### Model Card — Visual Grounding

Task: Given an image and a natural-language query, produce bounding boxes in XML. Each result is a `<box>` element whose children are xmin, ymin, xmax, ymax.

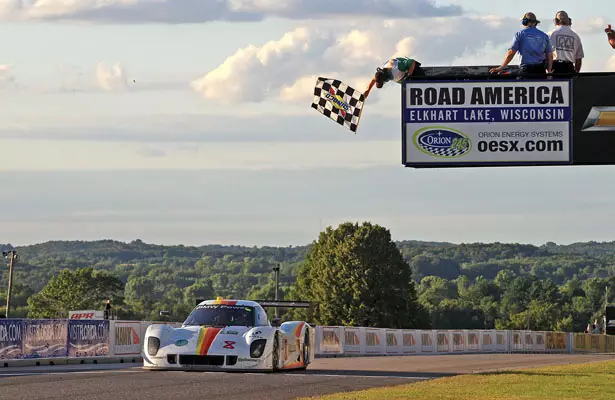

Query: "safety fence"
<box><xmin>314</xmin><ymin>326</ymin><xmax>615</xmax><ymax>356</ymax></box>
<box><xmin>2</xmin><ymin>319</ymin><xmax>614</xmax><ymax>363</ymax></box>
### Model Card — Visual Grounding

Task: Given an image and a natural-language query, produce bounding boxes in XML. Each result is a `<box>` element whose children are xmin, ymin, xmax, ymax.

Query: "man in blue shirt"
<box><xmin>490</xmin><ymin>12</ymin><xmax>553</xmax><ymax>78</ymax></box>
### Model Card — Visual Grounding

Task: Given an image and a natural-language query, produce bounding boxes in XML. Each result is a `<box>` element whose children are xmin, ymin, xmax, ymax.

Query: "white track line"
<box><xmin>1</xmin><ymin>369</ymin><xmax>432</xmax><ymax>380</ymax></box>
<box><xmin>0</xmin><ymin>369</ymin><xmax>144</xmax><ymax>377</ymax></box>
<box><xmin>250</xmin><ymin>372</ymin><xmax>431</xmax><ymax>379</ymax></box>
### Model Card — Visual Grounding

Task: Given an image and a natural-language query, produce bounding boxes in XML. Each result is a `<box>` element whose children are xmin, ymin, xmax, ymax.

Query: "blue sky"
<box><xmin>1</xmin><ymin>0</ymin><xmax>615</xmax><ymax>247</ymax></box>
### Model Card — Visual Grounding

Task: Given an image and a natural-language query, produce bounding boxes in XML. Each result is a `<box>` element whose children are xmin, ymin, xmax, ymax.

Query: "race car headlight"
<box><xmin>250</xmin><ymin>339</ymin><xmax>267</xmax><ymax>358</ymax></box>
<box><xmin>147</xmin><ymin>337</ymin><xmax>160</xmax><ymax>356</ymax></box>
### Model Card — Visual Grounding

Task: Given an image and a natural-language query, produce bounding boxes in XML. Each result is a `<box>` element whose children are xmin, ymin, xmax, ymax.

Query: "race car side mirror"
<box><xmin>271</xmin><ymin>318</ymin><xmax>281</xmax><ymax>327</ymax></box>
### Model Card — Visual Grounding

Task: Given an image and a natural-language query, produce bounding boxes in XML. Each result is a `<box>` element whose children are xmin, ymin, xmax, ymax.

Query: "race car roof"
<box><xmin>196</xmin><ymin>298</ymin><xmax>260</xmax><ymax>307</ymax></box>
<box><xmin>195</xmin><ymin>297</ymin><xmax>312</xmax><ymax>308</ymax></box>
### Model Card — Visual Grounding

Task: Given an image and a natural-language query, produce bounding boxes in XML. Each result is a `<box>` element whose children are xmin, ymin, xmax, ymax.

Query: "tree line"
<box><xmin>1</xmin><ymin>223</ymin><xmax>614</xmax><ymax>333</ymax></box>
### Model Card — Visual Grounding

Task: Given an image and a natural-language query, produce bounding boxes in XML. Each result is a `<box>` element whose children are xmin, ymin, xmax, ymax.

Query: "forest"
<box><xmin>1</xmin><ymin>232</ymin><xmax>614</xmax><ymax>333</ymax></box>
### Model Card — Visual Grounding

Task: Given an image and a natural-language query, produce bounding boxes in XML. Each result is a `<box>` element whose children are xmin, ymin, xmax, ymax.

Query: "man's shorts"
<box><xmin>519</xmin><ymin>62</ymin><xmax>547</xmax><ymax>78</ymax></box>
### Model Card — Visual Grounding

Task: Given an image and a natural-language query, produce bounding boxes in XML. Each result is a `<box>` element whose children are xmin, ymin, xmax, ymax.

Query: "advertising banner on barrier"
<box><xmin>343</xmin><ymin>327</ymin><xmax>362</xmax><ymax>354</ymax></box>
<box><xmin>495</xmin><ymin>331</ymin><xmax>508</xmax><ymax>352</ymax></box>
<box><xmin>512</xmin><ymin>331</ymin><xmax>523</xmax><ymax>351</ymax></box>
<box><xmin>533</xmin><ymin>332</ymin><xmax>546</xmax><ymax>352</ymax></box>
<box><xmin>112</xmin><ymin>321</ymin><xmax>142</xmax><ymax>356</ymax></box>
<box><xmin>316</xmin><ymin>326</ymin><xmax>343</xmax><ymax>354</ymax></box>
<box><xmin>0</xmin><ymin>319</ymin><xmax>24</xmax><ymax>360</ymax></box>
<box><xmin>546</xmin><ymin>332</ymin><xmax>567</xmax><ymax>351</ymax></box>
<box><xmin>68</xmin><ymin>320</ymin><xmax>110</xmax><ymax>357</ymax></box>
<box><xmin>467</xmin><ymin>331</ymin><xmax>479</xmax><ymax>352</ymax></box>
<box><xmin>385</xmin><ymin>330</ymin><xmax>402</xmax><ymax>354</ymax></box>
<box><xmin>451</xmin><ymin>331</ymin><xmax>465</xmax><ymax>352</ymax></box>
<box><xmin>402</xmin><ymin>330</ymin><xmax>420</xmax><ymax>354</ymax></box>
<box><xmin>23</xmin><ymin>320</ymin><xmax>68</xmax><ymax>358</ymax></box>
<box><xmin>420</xmin><ymin>331</ymin><xmax>434</xmax><ymax>352</ymax></box>
<box><xmin>436</xmin><ymin>331</ymin><xmax>450</xmax><ymax>352</ymax></box>
<box><xmin>402</xmin><ymin>80</ymin><xmax>572</xmax><ymax>167</ymax></box>
<box><xmin>364</xmin><ymin>328</ymin><xmax>384</xmax><ymax>354</ymax></box>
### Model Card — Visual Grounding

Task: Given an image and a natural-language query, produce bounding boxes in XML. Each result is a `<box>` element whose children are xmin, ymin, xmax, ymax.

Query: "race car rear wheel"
<box><xmin>303</xmin><ymin>331</ymin><xmax>310</xmax><ymax>367</ymax></box>
<box><xmin>272</xmin><ymin>332</ymin><xmax>280</xmax><ymax>371</ymax></box>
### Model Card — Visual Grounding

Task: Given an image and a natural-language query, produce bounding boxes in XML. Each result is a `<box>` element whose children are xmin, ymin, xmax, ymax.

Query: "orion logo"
<box><xmin>223</xmin><ymin>341</ymin><xmax>236</xmax><ymax>349</ymax></box>
<box><xmin>413</xmin><ymin>127</ymin><xmax>471</xmax><ymax>158</ymax></box>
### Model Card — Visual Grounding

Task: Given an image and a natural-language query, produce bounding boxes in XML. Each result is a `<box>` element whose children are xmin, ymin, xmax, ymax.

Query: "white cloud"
<box><xmin>566</xmin><ymin>17</ymin><xmax>609</xmax><ymax>35</ymax></box>
<box><xmin>190</xmin><ymin>16</ymin><xmax>521</xmax><ymax>104</ymax></box>
<box><xmin>0</xmin><ymin>62</ymin><xmax>188</xmax><ymax>93</ymax></box>
<box><xmin>0</xmin><ymin>0</ymin><xmax>463</xmax><ymax>23</ymax></box>
<box><xmin>0</xmin><ymin>64</ymin><xmax>17</xmax><ymax>89</ymax></box>
<box><xmin>190</xmin><ymin>15</ymin><xmax>615</xmax><ymax>105</ymax></box>
<box><xmin>96</xmin><ymin>62</ymin><xmax>129</xmax><ymax>92</ymax></box>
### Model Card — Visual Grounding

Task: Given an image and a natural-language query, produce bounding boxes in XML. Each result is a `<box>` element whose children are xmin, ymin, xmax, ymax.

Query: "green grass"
<box><xmin>300</xmin><ymin>360</ymin><xmax>615</xmax><ymax>400</ymax></box>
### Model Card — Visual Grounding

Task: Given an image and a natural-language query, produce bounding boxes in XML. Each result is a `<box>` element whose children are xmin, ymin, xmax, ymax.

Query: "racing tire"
<box><xmin>298</xmin><ymin>331</ymin><xmax>310</xmax><ymax>370</ymax></box>
<box><xmin>272</xmin><ymin>331</ymin><xmax>280</xmax><ymax>372</ymax></box>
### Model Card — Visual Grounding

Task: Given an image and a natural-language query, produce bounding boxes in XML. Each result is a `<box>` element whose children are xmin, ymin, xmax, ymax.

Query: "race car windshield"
<box><xmin>183</xmin><ymin>304</ymin><xmax>255</xmax><ymax>327</ymax></box>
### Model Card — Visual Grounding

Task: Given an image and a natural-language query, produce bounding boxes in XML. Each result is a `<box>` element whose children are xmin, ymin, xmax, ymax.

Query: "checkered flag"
<box><xmin>311</xmin><ymin>77</ymin><xmax>365</xmax><ymax>133</ymax></box>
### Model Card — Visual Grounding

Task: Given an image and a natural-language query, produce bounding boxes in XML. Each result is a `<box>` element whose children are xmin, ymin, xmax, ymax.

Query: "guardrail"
<box><xmin>314</xmin><ymin>326</ymin><xmax>615</xmax><ymax>356</ymax></box>
<box><xmin>1</xmin><ymin>319</ymin><xmax>614</xmax><ymax>367</ymax></box>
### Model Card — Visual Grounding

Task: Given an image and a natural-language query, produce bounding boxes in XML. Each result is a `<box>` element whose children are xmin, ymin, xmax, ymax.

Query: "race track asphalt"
<box><xmin>1</xmin><ymin>353</ymin><xmax>614</xmax><ymax>400</ymax></box>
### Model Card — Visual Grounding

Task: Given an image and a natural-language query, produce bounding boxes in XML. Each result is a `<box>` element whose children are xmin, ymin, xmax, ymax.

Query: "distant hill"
<box><xmin>1</xmin><ymin>238</ymin><xmax>614</xmax><ymax>330</ymax></box>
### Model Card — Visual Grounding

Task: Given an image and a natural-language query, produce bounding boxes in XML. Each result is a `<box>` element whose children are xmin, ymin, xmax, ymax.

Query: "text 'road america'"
<box><xmin>408</xmin><ymin>86</ymin><xmax>565</xmax><ymax>106</ymax></box>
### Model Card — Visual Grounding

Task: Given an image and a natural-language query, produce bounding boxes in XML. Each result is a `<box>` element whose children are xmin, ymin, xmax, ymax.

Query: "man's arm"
<box><xmin>489</xmin><ymin>49</ymin><xmax>517</xmax><ymax>73</ymax></box>
<box><xmin>364</xmin><ymin>77</ymin><xmax>376</xmax><ymax>99</ymax></box>
<box><xmin>490</xmin><ymin>33</ymin><xmax>520</xmax><ymax>73</ymax></box>
<box><xmin>575</xmin><ymin>39</ymin><xmax>584</xmax><ymax>73</ymax></box>
<box><xmin>406</xmin><ymin>60</ymin><xmax>417</xmax><ymax>77</ymax></box>
<box><xmin>545</xmin><ymin>35</ymin><xmax>554</xmax><ymax>73</ymax></box>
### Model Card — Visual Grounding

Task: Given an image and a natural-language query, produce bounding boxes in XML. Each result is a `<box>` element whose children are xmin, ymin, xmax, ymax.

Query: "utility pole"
<box><xmin>3</xmin><ymin>250</ymin><xmax>18</xmax><ymax>318</ymax></box>
<box><xmin>273</xmin><ymin>264</ymin><xmax>280</xmax><ymax>318</ymax></box>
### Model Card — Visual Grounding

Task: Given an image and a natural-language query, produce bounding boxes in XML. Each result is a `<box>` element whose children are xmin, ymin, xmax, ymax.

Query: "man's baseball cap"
<box><xmin>522</xmin><ymin>12</ymin><xmax>540</xmax><ymax>24</ymax></box>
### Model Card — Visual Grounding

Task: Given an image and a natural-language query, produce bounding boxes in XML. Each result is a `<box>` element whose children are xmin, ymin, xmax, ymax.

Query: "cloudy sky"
<box><xmin>1</xmin><ymin>0</ymin><xmax>615</xmax><ymax>247</ymax></box>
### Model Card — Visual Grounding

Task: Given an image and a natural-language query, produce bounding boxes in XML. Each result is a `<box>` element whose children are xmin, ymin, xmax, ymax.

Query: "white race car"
<box><xmin>142</xmin><ymin>297</ymin><xmax>315</xmax><ymax>371</ymax></box>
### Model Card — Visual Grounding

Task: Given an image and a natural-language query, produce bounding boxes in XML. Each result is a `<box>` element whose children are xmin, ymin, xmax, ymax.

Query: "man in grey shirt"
<box><xmin>548</xmin><ymin>11</ymin><xmax>584</xmax><ymax>74</ymax></box>
<box><xmin>606</xmin><ymin>24</ymin><xmax>615</xmax><ymax>49</ymax></box>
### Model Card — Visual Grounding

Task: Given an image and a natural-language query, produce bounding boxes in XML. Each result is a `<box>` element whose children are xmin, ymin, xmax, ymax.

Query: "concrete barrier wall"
<box><xmin>314</xmin><ymin>326</ymin><xmax>610</xmax><ymax>356</ymax></box>
<box><xmin>2</xmin><ymin>318</ymin><xmax>614</xmax><ymax>367</ymax></box>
